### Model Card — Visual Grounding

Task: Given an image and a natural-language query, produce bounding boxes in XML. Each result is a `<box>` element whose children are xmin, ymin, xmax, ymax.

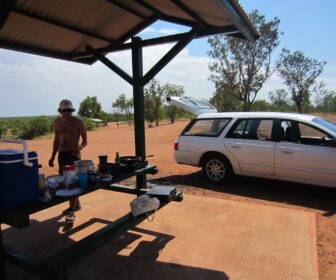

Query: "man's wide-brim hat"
<box><xmin>59</xmin><ymin>99</ymin><xmax>75</xmax><ymax>111</ymax></box>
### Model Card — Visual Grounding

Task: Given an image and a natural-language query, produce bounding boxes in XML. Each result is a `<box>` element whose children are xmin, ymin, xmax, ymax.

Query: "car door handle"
<box><xmin>231</xmin><ymin>144</ymin><xmax>240</xmax><ymax>148</ymax></box>
<box><xmin>279</xmin><ymin>148</ymin><xmax>294</xmax><ymax>154</ymax></box>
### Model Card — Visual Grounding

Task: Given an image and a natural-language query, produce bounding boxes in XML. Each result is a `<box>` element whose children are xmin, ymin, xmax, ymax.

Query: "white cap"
<box><xmin>59</xmin><ymin>99</ymin><xmax>75</xmax><ymax>111</ymax></box>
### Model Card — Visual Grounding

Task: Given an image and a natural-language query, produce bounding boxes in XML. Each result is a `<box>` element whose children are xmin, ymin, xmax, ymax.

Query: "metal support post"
<box><xmin>131</xmin><ymin>37</ymin><xmax>146</xmax><ymax>192</ymax></box>
<box><xmin>0</xmin><ymin>224</ymin><xmax>7</xmax><ymax>280</ymax></box>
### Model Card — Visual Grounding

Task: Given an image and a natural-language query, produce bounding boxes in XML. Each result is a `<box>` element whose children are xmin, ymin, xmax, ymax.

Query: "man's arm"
<box><xmin>49</xmin><ymin>121</ymin><xmax>60</xmax><ymax>167</ymax></box>
<box><xmin>79</xmin><ymin>120</ymin><xmax>88</xmax><ymax>150</ymax></box>
<box><xmin>72</xmin><ymin>120</ymin><xmax>88</xmax><ymax>157</ymax></box>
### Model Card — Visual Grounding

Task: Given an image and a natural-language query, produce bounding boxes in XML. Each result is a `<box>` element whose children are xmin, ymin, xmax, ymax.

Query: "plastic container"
<box><xmin>63</xmin><ymin>165</ymin><xmax>77</xmax><ymax>189</ymax></box>
<box><xmin>74</xmin><ymin>160</ymin><xmax>94</xmax><ymax>174</ymax></box>
<box><xmin>0</xmin><ymin>139</ymin><xmax>39</xmax><ymax>208</ymax></box>
<box><xmin>78</xmin><ymin>173</ymin><xmax>88</xmax><ymax>190</ymax></box>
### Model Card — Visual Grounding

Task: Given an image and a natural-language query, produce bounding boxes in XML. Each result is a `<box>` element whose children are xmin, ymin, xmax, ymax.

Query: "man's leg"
<box><xmin>69</xmin><ymin>197</ymin><xmax>80</xmax><ymax>210</ymax></box>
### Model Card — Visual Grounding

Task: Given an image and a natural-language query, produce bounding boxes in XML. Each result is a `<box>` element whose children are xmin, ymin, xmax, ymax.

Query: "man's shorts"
<box><xmin>58</xmin><ymin>151</ymin><xmax>80</xmax><ymax>175</ymax></box>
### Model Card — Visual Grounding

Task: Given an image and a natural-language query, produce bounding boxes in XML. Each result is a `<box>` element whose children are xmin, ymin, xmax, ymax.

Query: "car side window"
<box><xmin>183</xmin><ymin>118</ymin><xmax>231</xmax><ymax>137</ymax></box>
<box><xmin>297</xmin><ymin>122</ymin><xmax>329</xmax><ymax>146</ymax></box>
<box><xmin>227</xmin><ymin>119</ymin><xmax>274</xmax><ymax>141</ymax></box>
<box><xmin>279</xmin><ymin>120</ymin><xmax>297</xmax><ymax>142</ymax></box>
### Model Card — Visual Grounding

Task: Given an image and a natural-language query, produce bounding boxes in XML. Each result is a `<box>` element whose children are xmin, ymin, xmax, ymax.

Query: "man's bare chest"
<box><xmin>57</xmin><ymin>120</ymin><xmax>79</xmax><ymax>135</ymax></box>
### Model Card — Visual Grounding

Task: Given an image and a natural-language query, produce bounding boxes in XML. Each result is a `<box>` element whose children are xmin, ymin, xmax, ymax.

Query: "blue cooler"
<box><xmin>0</xmin><ymin>139</ymin><xmax>39</xmax><ymax>208</ymax></box>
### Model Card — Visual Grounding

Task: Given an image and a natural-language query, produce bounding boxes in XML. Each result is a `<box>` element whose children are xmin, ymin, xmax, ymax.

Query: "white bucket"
<box><xmin>74</xmin><ymin>160</ymin><xmax>94</xmax><ymax>173</ymax></box>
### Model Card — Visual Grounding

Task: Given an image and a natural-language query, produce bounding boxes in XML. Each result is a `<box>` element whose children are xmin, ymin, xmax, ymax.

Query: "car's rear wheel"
<box><xmin>202</xmin><ymin>154</ymin><xmax>232</xmax><ymax>184</ymax></box>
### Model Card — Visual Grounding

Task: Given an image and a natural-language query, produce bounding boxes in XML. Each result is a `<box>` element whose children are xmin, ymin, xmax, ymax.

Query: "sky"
<box><xmin>0</xmin><ymin>0</ymin><xmax>335</xmax><ymax>117</ymax></box>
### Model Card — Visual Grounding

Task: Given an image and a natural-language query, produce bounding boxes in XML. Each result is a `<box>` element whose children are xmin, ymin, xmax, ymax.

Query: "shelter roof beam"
<box><xmin>106</xmin><ymin>0</ymin><xmax>148</xmax><ymax>20</ymax></box>
<box><xmin>0</xmin><ymin>0</ymin><xmax>15</xmax><ymax>31</ymax></box>
<box><xmin>12</xmin><ymin>7</ymin><xmax>116</xmax><ymax>43</ymax></box>
<box><xmin>0</xmin><ymin>38</ymin><xmax>77</xmax><ymax>62</ymax></box>
<box><xmin>71</xmin><ymin>15</ymin><xmax>157</xmax><ymax>59</ymax></box>
<box><xmin>86</xmin><ymin>45</ymin><xmax>133</xmax><ymax>86</ymax></box>
<box><xmin>72</xmin><ymin>24</ymin><xmax>238</xmax><ymax>60</ymax></box>
<box><xmin>169</xmin><ymin>0</ymin><xmax>207</xmax><ymax>28</ymax></box>
<box><xmin>141</xmin><ymin>25</ymin><xmax>202</xmax><ymax>86</ymax></box>
<box><xmin>113</xmin><ymin>15</ymin><xmax>157</xmax><ymax>45</ymax></box>
<box><xmin>217</xmin><ymin>0</ymin><xmax>259</xmax><ymax>41</ymax></box>
<box><xmin>134</xmin><ymin>0</ymin><xmax>196</xmax><ymax>27</ymax></box>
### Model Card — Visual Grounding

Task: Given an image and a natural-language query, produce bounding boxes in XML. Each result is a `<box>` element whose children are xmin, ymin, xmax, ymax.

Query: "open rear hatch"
<box><xmin>166</xmin><ymin>96</ymin><xmax>217</xmax><ymax>116</ymax></box>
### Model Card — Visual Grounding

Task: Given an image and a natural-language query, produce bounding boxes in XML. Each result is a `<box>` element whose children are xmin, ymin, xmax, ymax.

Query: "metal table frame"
<box><xmin>0</xmin><ymin>165</ymin><xmax>183</xmax><ymax>280</ymax></box>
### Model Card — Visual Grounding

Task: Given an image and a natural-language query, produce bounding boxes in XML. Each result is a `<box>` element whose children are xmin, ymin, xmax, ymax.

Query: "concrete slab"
<box><xmin>4</xmin><ymin>190</ymin><xmax>318</xmax><ymax>280</ymax></box>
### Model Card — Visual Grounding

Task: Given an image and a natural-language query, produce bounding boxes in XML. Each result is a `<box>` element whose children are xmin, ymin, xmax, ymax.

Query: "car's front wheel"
<box><xmin>202</xmin><ymin>155</ymin><xmax>232</xmax><ymax>184</ymax></box>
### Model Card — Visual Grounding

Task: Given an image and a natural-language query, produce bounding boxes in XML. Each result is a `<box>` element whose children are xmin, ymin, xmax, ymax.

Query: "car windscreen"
<box><xmin>312</xmin><ymin>117</ymin><xmax>336</xmax><ymax>134</ymax></box>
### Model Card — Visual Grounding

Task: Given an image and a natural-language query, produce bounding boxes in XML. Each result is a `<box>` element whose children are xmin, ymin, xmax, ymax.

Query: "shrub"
<box><xmin>19</xmin><ymin>116</ymin><xmax>53</xmax><ymax>139</ymax></box>
<box><xmin>0</xmin><ymin>121</ymin><xmax>9</xmax><ymax>138</ymax></box>
<box><xmin>80</xmin><ymin>117</ymin><xmax>96</xmax><ymax>131</ymax></box>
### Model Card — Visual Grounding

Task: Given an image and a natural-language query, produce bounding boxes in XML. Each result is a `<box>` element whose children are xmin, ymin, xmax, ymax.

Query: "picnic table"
<box><xmin>0</xmin><ymin>165</ymin><xmax>183</xmax><ymax>280</ymax></box>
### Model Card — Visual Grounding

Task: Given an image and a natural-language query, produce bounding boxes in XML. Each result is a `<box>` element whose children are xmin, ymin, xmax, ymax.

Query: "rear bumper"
<box><xmin>173</xmin><ymin>150</ymin><xmax>200</xmax><ymax>166</ymax></box>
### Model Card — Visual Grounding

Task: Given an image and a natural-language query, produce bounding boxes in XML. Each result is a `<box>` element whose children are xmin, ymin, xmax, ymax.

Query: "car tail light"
<box><xmin>174</xmin><ymin>141</ymin><xmax>179</xmax><ymax>151</ymax></box>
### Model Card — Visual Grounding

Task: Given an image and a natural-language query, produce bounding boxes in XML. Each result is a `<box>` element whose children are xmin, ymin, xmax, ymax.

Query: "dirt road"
<box><xmin>2</xmin><ymin>120</ymin><xmax>335</xmax><ymax>279</ymax></box>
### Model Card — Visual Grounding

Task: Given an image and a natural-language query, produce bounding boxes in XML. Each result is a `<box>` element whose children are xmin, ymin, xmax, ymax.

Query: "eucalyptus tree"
<box><xmin>208</xmin><ymin>10</ymin><xmax>281</xmax><ymax>111</ymax></box>
<box><xmin>164</xmin><ymin>83</ymin><xmax>184</xmax><ymax>123</ymax></box>
<box><xmin>144</xmin><ymin>79</ymin><xmax>165</xmax><ymax>126</ymax></box>
<box><xmin>112</xmin><ymin>93</ymin><xmax>133</xmax><ymax>125</ymax></box>
<box><xmin>278</xmin><ymin>49</ymin><xmax>326</xmax><ymax>113</ymax></box>
<box><xmin>269</xmin><ymin>89</ymin><xmax>293</xmax><ymax>112</ymax></box>
<box><xmin>78</xmin><ymin>96</ymin><xmax>102</xmax><ymax>118</ymax></box>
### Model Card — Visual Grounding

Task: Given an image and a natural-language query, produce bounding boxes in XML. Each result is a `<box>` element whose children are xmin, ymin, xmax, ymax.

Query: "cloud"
<box><xmin>1</xmin><ymin>45</ymin><xmax>334</xmax><ymax>117</ymax></box>
<box><xmin>139</xmin><ymin>27</ymin><xmax>181</xmax><ymax>36</ymax></box>
<box><xmin>0</xmin><ymin>45</ymin><xmax>214</xmax><ymax>116</ymax></box>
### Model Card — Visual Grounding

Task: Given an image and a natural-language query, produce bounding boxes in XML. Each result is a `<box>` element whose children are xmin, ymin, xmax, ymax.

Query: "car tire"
<box><xmin>202</xmin><ymin>154</ymin><xmax>232</xmax><ymax>184</ymax></box>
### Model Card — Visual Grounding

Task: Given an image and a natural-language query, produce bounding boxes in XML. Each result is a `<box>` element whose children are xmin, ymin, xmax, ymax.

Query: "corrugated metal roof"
<box><xmin>0</xmin><ymin>0</ymin><xmax>259</xmax><ymax>64</ymax></box>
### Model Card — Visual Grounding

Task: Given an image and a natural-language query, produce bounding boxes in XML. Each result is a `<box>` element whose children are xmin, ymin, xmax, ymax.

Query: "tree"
<box><xmin>112</xmin><ymin>94</ymin><xmax>133</xmax><ymax>125</ymax></box>
<box><xmin>99</xmin><ymin>111</ymin><xmax>112</xmax><ymax>125</ymax></box>
<box><xmin>208</xmin><ymin>10</ymin><xmax>282</xmax><ymax>111</ymax></box>
<box><xmin>0</xmin><ymin>121</ymin><xmax>8</xmax><ymax>138</ymax></box>
<box><xmin>277</xmin><ymin>49</ymin><xmax>326</xmax><ymax>113</ymax></box>
<box><xmin>209</xmin><ymin>81</ymin><xmax>242</xmax><ymax>111</ymax></box>
<box><xmin>144</xmin><ymin>79</ymin><xmax>165</xmax><ymax>126</ymax></box>
<box><xmin>78</xmin><ymin>96</ymin><xmax>102</xmax><ymax>118</ymax></box>
<box><xmin>314</xmin><ymin>87</ymin><xmax>336</xmax><ymax>112</ymax></box>
<box><xmin>269</xmin><ymin>89</ymin><xmax>293</xmax><ymax>112</ymax></box>
<box><xmin>78</xmin><ymin>117</ymin><xmax>96</xmax><ymax>131</ymax></box>
<box><xmin>164</xmin><ymin>83</ymin><xmax>184</xmax><ymax>123</ymax></box>
<box><xmin>251</xmin><ymin>99</ymin><xmax>272</xmax><ymax>111</ymax></box>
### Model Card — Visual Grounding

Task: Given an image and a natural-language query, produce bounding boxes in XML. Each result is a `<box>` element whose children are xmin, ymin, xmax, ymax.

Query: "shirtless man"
<box><xmin>48</xmin><ymin>99</ymin><xmax>87</xmax><ymax>220</ymax></box>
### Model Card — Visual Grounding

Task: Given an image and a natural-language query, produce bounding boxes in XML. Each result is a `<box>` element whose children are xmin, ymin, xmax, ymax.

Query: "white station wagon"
<box><xmin>169</xmin><ymin>97</ymin><xmax>336</xmax><ymax>188</ymax></box>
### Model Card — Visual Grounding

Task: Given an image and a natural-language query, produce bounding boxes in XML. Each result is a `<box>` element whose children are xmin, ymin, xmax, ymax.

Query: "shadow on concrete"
<box><xmin>72</xmin><ymin>226</ymin><xmax>229</xmax><ymax>280</ymax></box>
<box><xmin>150</xmin><ymin>170</ymin><xmax>336</xmax><ymax>216</ymax></box>
<box><xmin>4</xmin><ymin>216</ymin><xmax>229</xmax><ymax>280</ymax></box>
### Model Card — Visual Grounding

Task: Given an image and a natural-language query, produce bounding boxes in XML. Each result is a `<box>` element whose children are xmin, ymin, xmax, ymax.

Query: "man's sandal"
<box><xmin>65</xmin><ymin>212</ymin><xmax>75</xmax><ymax>223</ymax></box>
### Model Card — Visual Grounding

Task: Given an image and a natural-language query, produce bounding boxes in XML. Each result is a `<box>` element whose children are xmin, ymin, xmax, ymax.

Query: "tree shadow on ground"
<box><xmin>150</xmin><ymin>170</ymin><xmax>336</xmax><ymax>215</ymax></box>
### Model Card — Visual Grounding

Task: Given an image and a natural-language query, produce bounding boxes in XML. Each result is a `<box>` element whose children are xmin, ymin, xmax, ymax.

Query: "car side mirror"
<box><xmin>322</xmin><ymin>137</ymin><xmax>336</xmax><ymax>147</ymax></box>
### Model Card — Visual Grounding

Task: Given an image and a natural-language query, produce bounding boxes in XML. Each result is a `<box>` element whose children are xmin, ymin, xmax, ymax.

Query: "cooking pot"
<box><xmin>119</xmin><ymin>155</ymin><xmax>150</xmax><ymax>171</ymax></box>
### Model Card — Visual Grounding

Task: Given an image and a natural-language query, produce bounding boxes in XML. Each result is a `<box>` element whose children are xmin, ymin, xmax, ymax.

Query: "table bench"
<box><xmin>0</xmin><ymin>165</ymin><xmax>183</xmax><ymax>279</ymax></box>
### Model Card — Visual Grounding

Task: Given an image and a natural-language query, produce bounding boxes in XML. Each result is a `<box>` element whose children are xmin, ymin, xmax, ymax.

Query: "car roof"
<box><xmin>197</xmin><ymin>112</ymin><xmax>317</xmax><ymax>122</ymax></box>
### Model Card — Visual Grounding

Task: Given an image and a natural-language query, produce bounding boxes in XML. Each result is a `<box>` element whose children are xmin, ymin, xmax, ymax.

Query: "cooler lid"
<box><xmin>0</xmin><ymin>149</ymin><xmax>37</xmax><ymax>161</ymax></box>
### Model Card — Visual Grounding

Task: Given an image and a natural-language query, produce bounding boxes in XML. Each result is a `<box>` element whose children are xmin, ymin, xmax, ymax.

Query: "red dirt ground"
<box><xmin>2</xmin><ymin>120</ymin><xmax>336</xmax><ymax>279</ymax></box>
